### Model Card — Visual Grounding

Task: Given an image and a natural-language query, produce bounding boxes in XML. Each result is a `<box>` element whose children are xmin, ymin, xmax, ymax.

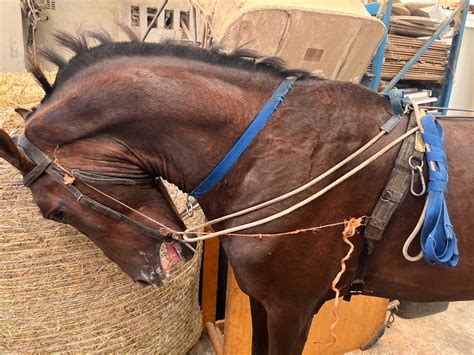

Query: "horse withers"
<box><xmin>1</xmin><ymin>32</ymin><xmax>473</xmax><ymax>354</ymax></box>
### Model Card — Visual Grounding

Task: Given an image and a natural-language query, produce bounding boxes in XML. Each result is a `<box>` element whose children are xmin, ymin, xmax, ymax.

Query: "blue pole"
<box><xmin>366</xmin><ymin>0</ymin><xmax>394</xmax><ymax>91</ymax></box>
<box><xmin>438</xmin><ymin>1</ymin><xmax>470</xmax><ymax>113</ymax></box>
<box><xmin>382</xmin><ymin>6</ymin><xmax>462</xmax><ymax>94</ymax></box>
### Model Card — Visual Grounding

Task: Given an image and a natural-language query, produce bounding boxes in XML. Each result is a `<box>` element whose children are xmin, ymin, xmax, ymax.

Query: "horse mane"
<box><xmin>31</xmin><ymin>28</ymin><xmax>319</xmax><ymax>98</ymax></box>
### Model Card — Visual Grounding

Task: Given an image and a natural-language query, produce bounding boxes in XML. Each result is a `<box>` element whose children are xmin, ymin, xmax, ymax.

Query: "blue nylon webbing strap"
<box><xmin>420</xmin><ymin>114</ymin><xmax>459</xmax><ymax>267</ymax></box>
<box><xmin>189</xmin><ymin>77</ymin><xmax>297</xmax><ymax>200</ymax></box>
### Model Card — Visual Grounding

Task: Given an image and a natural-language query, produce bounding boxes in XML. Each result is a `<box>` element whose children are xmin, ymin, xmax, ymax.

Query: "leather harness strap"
<box><xmin>365</xmin><ymin>111</ymin><xmax>424</xmax><ymax>241</ymax></box>
<box><xmin>345</xmin><ymin>109</ymin><xmax>423</xmax><ymax>299</ymax></box>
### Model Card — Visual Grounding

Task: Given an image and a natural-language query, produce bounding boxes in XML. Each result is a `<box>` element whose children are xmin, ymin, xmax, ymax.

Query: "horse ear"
<box><xmin>0</xmin><ymin>129</ymin><xmax>34</xmax><ymax>173</ymax></box>
<box><xmin>14</xmin><ymin>108</ymin><xmax>31</xmax><ymax>121</ymax></box>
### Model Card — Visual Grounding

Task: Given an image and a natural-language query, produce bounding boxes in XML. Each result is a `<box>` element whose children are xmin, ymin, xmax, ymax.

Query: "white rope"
<box><xmin>183</xmin><ymin>127</ymin><xmax>419</xmax><ymax>241</ymax></box>
<box><xmin>419</xmin><ymin>105</ymin><xmax>474</xmax><ymax>113</ymax></box>
<box><xmin>402</xmin><ymin>196</ymin><xmax>428</xmax><ymax>262</ymax></box>
<box><xmin>185</xmin><ymin>131</ymin><xmax>386</xmax><ymax>232</ymax></box>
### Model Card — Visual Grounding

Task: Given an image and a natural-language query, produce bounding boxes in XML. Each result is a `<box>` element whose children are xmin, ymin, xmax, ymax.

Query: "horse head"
<box><xmin>0</xmin><ymin>125</ymin><xmax>195</xmax><ymax>286</ymax></box>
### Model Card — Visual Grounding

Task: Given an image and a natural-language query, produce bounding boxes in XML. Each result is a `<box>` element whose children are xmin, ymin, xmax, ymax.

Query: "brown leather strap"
<box><xmin>345</xmin><ymin>110</ymin><xmax>423</xmax><ymax>300</ymax></box>
<box><xmin>365</xmin><ymin>111</ymin><xmax>423</xmax><ymax>241</ymax></box>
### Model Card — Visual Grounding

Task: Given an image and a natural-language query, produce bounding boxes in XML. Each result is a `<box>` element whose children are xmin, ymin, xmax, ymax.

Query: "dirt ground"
<box><xmin>350</xmin><ymin>300</ymin><xmax>474</xmax><ymax>355</ymax></box>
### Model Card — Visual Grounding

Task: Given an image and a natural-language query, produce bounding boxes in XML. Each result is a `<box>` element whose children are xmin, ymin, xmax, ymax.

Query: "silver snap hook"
<box><xmin>409</xmin><ymin>155</ymin><xmax>426</xmax><ymax>196</ymax></box>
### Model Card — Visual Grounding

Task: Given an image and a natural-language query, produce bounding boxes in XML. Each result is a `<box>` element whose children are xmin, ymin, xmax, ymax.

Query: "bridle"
<box><xmin>18</xmin><ymin>134</ymin><xmax>185</xmax><ymax>245</ymax></box>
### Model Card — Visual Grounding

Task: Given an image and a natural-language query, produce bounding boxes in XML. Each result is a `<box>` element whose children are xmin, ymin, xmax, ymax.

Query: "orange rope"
<box><xmin>326</xmin><ymin>217</ymin><xmax>364</xmax><ymax>346</ymax></box>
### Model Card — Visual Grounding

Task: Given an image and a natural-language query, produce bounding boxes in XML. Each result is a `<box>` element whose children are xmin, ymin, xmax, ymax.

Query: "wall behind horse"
<box><xmin>34</xmin><ymin>0</ymin><xmax>202</xmax><ymax>71</ymax></box>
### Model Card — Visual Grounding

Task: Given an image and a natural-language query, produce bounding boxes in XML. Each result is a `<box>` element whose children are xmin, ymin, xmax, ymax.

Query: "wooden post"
<box><xmin>201</xmin><ymin>237</ymin><xmax>221</xmax><ymax>323</ymax></box>
<box><xmin>223</xmin><ymin>267</ymin><xmax>253</xmax><ymax>354</ymax></box>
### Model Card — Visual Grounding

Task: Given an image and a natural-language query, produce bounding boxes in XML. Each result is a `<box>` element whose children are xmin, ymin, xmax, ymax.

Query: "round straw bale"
<box><xmin>0</xmin><ymin>72</ymin><xmax>203</xmax><ymax>352</ymax></box>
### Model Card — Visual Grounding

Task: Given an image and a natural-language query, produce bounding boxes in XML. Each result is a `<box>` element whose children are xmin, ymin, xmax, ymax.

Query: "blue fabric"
<box><xmin>420</xmin><ymin>114</ymin><xmax>459</xmax><ymax>267</ymax></box>
<box><xmin>190</xmin><ymin>77</ymin><xmax>297</xmax><ymax>199</ymax></box>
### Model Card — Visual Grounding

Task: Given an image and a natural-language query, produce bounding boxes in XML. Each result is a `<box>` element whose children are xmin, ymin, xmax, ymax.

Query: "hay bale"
<box><xmin>0</xmin><ymin>73</ymin><xmax>203</xmax><ymax>352</ymax></box>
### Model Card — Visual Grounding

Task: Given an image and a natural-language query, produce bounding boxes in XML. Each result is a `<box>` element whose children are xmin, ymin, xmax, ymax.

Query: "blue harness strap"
<box><xmin>190</xmin><ymin>77</ymin><xmax>297</xmax><ymax>200</ymax></box>
<box><xmin>420</xmin><ymin>114</ymin><xmax>459</xmax><ymax>267</ymax></box>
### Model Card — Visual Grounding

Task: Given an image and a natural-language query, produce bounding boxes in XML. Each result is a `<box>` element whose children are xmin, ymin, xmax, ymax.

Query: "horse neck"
<box><xmin>127</xmin><ymin>65</ymin><xmax>279</xmax><ymax>194</ymax></box>
<box><xmin>27</xmin><ymin>58</ymin><xmax>279</xmax><ymax>201</ymax></box>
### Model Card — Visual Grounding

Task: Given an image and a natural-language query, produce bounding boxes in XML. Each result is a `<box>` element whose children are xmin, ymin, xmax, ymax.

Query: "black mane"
<box><xmin>32</xmin><ymin>29</ymin><xmax>317</xmax><ymax>98</ymax></box>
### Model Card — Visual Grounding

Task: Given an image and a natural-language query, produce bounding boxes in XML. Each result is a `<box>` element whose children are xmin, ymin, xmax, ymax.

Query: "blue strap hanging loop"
<box><xmin>420</xmin><ymin>114</ymin><xmax>459</xmax><ymax>267</ymax></box>
<box><xmin>190</xmin><ymin>77</ymin><xmax>297</xmax><ymax>200</ymax></box>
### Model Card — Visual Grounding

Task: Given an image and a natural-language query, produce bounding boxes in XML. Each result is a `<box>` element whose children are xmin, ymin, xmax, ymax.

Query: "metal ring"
<box><xmin>185</xmin><ymin>199</ymin><xmax>194</xmax><ymax>217</ymax></box>
<box><xmin>408</xmin><ymin>155</ymin><xmax>424</xmax><ymax>170</ymax></box>
<box><xmin>380</xmin><ymin>190</ymin><xmax>393</xmax><ymax>202</ymax></box>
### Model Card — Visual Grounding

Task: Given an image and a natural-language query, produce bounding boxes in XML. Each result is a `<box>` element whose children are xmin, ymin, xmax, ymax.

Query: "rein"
<box><xmin>18</xmin><ymin>134</ymin><xmax>355</xmax><ymax>240</ymax></box>
<box><xmin>17</xmin><ymin>83</ymin><xmax>420</xmax><ymax>245</ymax></box>
<box><xmin>18</xmin><ymin>80</ymin><xmax>465</xmax><ymax>258</ymax></box>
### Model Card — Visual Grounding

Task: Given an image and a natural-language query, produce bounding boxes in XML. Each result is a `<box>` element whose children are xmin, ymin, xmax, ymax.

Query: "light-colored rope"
<box><xmin>402</xmin><ymin>196</ymin><xmax>428</xmax><ymax>262</ymax></box>
<box><xmin>401</xmin><ymin>103</ymin><xmax>432</xmax><ymax>262</ymax></box>
<box><xmin>53</xmin><ymin>126</ymin><xmax>421</xmax><ymax>243</ymax></box>
<box><xmin>54</xmin><ymin>128</ymin><xmax>417</xmax><ymax>242</ymax></box>
<box><xmin>185</xmin><ymin>131</ymin><xmax>386</xmax><ymax>232</ymax></box>
<box><xmin>184</xmin><ymin>127</ymin><xmax>419</xmax><ymax>241</ymax></box>
<box><xmin>419</xmin><ymin>105</ymin><xmax>474</xmax><ymax>113</ymax></box>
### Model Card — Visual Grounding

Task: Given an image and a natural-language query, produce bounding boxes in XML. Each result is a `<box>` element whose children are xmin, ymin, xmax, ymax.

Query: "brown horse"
<box><xmin>1</xmin><ymin>32</ymin><xmax>473</xmax><ymax>354</ymax></box>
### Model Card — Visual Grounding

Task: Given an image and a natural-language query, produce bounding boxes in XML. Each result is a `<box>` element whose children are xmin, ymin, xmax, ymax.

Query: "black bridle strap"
<box><xmin>70</xmin><ymin>169</ymin><xmax>156</xmax><ymax>185</ymax></box>
<box><xmin>77</xmin><ymin>194</ymin><xmax>172</xmax><ymax>240</ymax></box>
<box><xmin>18</xmin><ymin>135</ymin><xmax>173</xmax><ymax>242</ymax></box>
<box><xmin>20</xmin><ymin>140</ymin><xmax>53</xmax><ymax>187</ymax></box>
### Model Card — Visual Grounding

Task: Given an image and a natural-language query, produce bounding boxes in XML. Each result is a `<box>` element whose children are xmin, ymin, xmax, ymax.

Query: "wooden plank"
<box><xmin>223</xmin><ymin>267</ymin><xmax>252</xmax><ymax>355</ymax></box>
<box><xmin>366</xmin><ymin>33</ymin><xmax>450</xmax><ymax>82</ymax></box>
<box><xmin>223</xmin><ymin>268</ymin><xmax>388</xmax><ymax>354</ymax></box>
<box><xmin>201</xmin><ymin>235</ymin><xmax>220</xmax><ymax>322</ymax></box>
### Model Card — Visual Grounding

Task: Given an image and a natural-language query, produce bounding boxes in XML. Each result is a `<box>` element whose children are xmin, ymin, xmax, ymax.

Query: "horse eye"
<box><xmin>49</xmin><ymin>209</ymin><xmax>65</xmax><ymax>221</ymax></box>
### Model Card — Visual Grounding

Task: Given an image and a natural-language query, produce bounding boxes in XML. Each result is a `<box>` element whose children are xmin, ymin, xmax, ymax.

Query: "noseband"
<box><xmin>18</xmin><ymin>135</ymin><xmax>177</xmax><ymax>243</ymax></box>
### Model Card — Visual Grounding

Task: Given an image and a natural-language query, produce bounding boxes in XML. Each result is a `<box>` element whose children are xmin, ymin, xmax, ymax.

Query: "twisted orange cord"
<box><xmin>326</xmin><ymin>217</ymin><xmax>364</xmax><ymax>346</ymax></box>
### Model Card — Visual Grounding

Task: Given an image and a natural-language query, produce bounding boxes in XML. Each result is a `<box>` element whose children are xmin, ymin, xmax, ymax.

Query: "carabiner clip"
<box><xmin>409</xmin><ymin>156</ymin><xmax>426</xmax><ymax>196</ymax></box>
